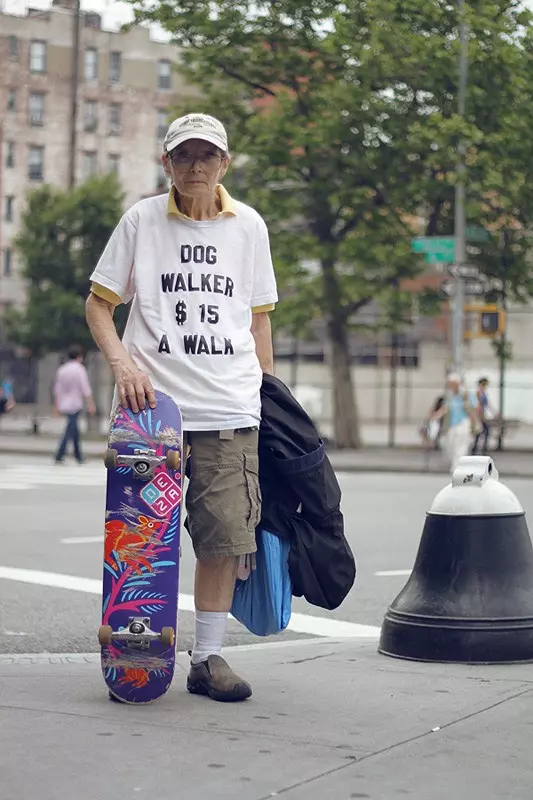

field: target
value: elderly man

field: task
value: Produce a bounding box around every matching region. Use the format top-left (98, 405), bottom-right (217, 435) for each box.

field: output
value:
top-left (86, 113), bottom-right (278, 702)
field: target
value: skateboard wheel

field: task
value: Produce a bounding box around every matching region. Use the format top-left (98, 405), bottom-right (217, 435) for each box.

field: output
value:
top-left (98, 625), bottom-right (113, 646)
top-left (161, 627), bottom-right (175, 648)
top-left (104, 448), bottom-right (118, 469)
top-left (165, 449), bottom-right (180, 471)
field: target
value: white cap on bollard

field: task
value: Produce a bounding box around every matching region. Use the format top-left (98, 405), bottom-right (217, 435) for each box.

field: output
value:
top-left (429, 456), bottom-right (523, 517)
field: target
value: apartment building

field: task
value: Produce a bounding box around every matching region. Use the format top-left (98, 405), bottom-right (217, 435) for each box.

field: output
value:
top-left (0, 0), bottom-right (196, 310)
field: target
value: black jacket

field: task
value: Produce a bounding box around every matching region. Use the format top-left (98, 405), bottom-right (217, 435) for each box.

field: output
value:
top-left (259, 374), bottom-right (356, 610)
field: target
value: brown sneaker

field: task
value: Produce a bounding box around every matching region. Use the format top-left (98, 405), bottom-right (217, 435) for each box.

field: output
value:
top-left (187, 654), bottom-right (252, 702)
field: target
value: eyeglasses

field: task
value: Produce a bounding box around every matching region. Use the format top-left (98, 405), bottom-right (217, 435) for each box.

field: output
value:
top-left (169, 151), bottom-right (224, 168)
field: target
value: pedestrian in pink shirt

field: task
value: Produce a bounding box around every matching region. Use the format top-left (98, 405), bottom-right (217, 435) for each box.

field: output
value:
top-left (53, 345), bottom-right (96, 464)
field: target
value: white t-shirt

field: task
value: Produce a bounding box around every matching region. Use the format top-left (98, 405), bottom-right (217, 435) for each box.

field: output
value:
top-left (90, 192), bottom-right (278, 430)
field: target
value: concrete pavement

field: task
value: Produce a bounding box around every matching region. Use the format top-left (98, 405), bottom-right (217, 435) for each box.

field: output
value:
top-left (2, 638), bottom-right (533, 799)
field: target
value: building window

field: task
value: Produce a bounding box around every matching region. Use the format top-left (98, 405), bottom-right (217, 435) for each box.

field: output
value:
top-left (83, 151), bottom-right (98, 178)
top-left (7, 90), bottom-right (16, 112)
top-left (109, 51), bottom-right (121, 83)
top-left (5, 196), bottom-right (14, 223)
top-left (107, 153), bottom-right (120, 175)
top-left (108, 103), bottom-right (121, 135)
top-left (84, 100), bottom-right (98, 132)
top-left (6, 142), bottom-right (15, 169)
top-left (28, 92), bottom-right (45, 126)
top-left (84, 12), bottom-right (101, 29)
top-left (28, 145), bottom-right (44, 181)
top-left (84, 47), bottom-right (98, 81)
top-left (156, 109), bottom-right (168, 139)
top-left (29, 40), bottom-right (47, 73)
top-left (8, 36), bottom-right (18, 60)
top-left (4, 249), bottom-right (13, 277)
top-left (157, 60), bottom-right (172, 90)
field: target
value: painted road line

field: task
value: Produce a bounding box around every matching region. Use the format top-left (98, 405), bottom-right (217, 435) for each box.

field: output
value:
top-left (374, 569), bottom-right (412, 577)
top-left (61, 536), bottom-right (104, 545)
top-left (0, 566), bottom-right (381, 639)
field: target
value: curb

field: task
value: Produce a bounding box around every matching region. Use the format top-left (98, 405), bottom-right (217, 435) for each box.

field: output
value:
top-left (0, 445), bottom-right (531, 479)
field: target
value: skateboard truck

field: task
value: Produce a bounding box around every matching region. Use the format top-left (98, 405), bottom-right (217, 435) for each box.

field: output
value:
top-left (98, 617), bottom-right (175, 649)
top-left (104, 447), bottom-right (180, 480)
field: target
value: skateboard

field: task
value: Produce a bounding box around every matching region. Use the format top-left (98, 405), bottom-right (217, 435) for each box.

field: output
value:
top-left (98, 390), bottom-right (183, 703)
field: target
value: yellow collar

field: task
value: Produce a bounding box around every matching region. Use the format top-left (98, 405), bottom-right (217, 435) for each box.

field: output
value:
top-left (167, 184), bottom-right (237, 220)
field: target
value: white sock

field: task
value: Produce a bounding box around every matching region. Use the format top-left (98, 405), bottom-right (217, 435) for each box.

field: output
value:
top-left (191, 611), bottom-right (228, 665)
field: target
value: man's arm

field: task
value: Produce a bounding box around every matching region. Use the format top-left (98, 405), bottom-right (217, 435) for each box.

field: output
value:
top-left (251, 311), bottom-right (274, 374)
top-left (85, 293), bottom-right (156, 412)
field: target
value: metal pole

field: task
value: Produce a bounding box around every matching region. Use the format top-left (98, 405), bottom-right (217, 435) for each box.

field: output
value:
top-left (388, 333), bottom-right (398, 448)
top-left (497, 269), bottom-right (508, 451)
top-left (68, 0), bottom-right (81, 189)
top-left (451, 0), bottom-right (468, 374)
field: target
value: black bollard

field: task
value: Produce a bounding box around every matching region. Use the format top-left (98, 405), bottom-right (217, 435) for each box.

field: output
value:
top-left (379, 456), bottom-right (533, 663)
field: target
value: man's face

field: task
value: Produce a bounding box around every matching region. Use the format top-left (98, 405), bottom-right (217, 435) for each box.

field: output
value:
top-left (162, 138), bottom-right (229, 199)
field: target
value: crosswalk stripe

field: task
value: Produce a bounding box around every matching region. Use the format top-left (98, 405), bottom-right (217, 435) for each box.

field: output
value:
top-left (0, 566), bottom-right (381, 639)
top-left (61, 536), bottom-right (104, 544)
top-left (0, 463), bottom-right (106, 489)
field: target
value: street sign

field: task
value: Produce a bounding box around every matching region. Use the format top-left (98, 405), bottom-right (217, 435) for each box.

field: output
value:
top-left (466, 225), bottom-right (491, 243)
top-left (464, 279), bottom-right (486, 296)
top-left (425, 252), bottom-right (455, 265)
top-left (439, 279), bottom-right (456, 299)
top-left (411, 236), bottom-right (455, 264)
top-left (448, 264), bottom-right (480, 279)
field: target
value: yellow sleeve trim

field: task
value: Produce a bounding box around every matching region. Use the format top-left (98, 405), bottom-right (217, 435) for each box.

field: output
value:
top-left (91, 283), bottom-right (123, 306)
top-left (252, 303), bottom-right (275, 314)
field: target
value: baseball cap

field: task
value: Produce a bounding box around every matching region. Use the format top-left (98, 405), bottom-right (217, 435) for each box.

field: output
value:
top-left (164, 113), bottom-right (229, 154)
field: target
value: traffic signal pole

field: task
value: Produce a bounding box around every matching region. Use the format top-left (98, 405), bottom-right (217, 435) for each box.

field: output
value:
top-left (451, 0), bottom-right (468, 375)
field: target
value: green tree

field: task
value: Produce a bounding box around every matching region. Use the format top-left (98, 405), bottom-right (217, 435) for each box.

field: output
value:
top-left (127, 0), bottom-right (533, 447)
top-left (6, 174), bottom-right (125, 356)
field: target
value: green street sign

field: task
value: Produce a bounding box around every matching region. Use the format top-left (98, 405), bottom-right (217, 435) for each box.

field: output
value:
top-left (411, 236), bottom-right (455, 264)
top-left (466, 225), bottom-right (491, 243)
top-left (425, 251), bottom-right (455, 265)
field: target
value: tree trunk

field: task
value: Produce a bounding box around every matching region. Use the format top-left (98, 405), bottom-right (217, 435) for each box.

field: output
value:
top-left (321, 254), bottom-right (362, 449)
top-left (326, 315), bottom-right (362, 449)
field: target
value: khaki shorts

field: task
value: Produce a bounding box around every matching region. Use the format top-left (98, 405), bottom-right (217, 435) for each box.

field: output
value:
top-left (183, 428), bottom-right (261, 559)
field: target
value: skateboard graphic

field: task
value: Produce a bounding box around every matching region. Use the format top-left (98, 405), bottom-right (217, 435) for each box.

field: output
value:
top-left (98, 390), bottom-right (183, 703)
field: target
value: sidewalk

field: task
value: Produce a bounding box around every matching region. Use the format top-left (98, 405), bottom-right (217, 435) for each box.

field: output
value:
top-left (1, 638), bottom-right (532, 799)
top-left (3, 411), bottom-right (533, 449)
top-left (0, 427), bottom-right (531, 477)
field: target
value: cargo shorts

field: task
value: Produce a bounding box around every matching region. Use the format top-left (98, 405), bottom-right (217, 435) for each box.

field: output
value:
top-left (183, 428), bottom-right (261, 560)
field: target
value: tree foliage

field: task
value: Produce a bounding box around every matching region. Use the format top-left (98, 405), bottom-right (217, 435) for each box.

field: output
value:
top-left (127, 0), bottom-right (533, 446)
top-left (6, 174), bottom-right (125, 357)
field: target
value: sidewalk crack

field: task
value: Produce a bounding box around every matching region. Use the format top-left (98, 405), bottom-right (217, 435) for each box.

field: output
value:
top-left (254, 685), bottom-right (533, 799)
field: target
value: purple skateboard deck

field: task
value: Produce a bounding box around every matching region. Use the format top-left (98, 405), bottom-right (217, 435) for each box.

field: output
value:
top-left (99, 390), bottom-right (182, 704)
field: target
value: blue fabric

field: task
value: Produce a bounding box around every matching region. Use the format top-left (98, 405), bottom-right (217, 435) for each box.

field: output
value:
top-left (231, 528), bottom-right (292, 637)
top-left (449, 393), bottom-right (469, 428)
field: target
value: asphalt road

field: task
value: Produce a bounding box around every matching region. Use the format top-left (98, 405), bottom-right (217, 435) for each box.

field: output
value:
top-left (1, 455), bottom-right (531, 656)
